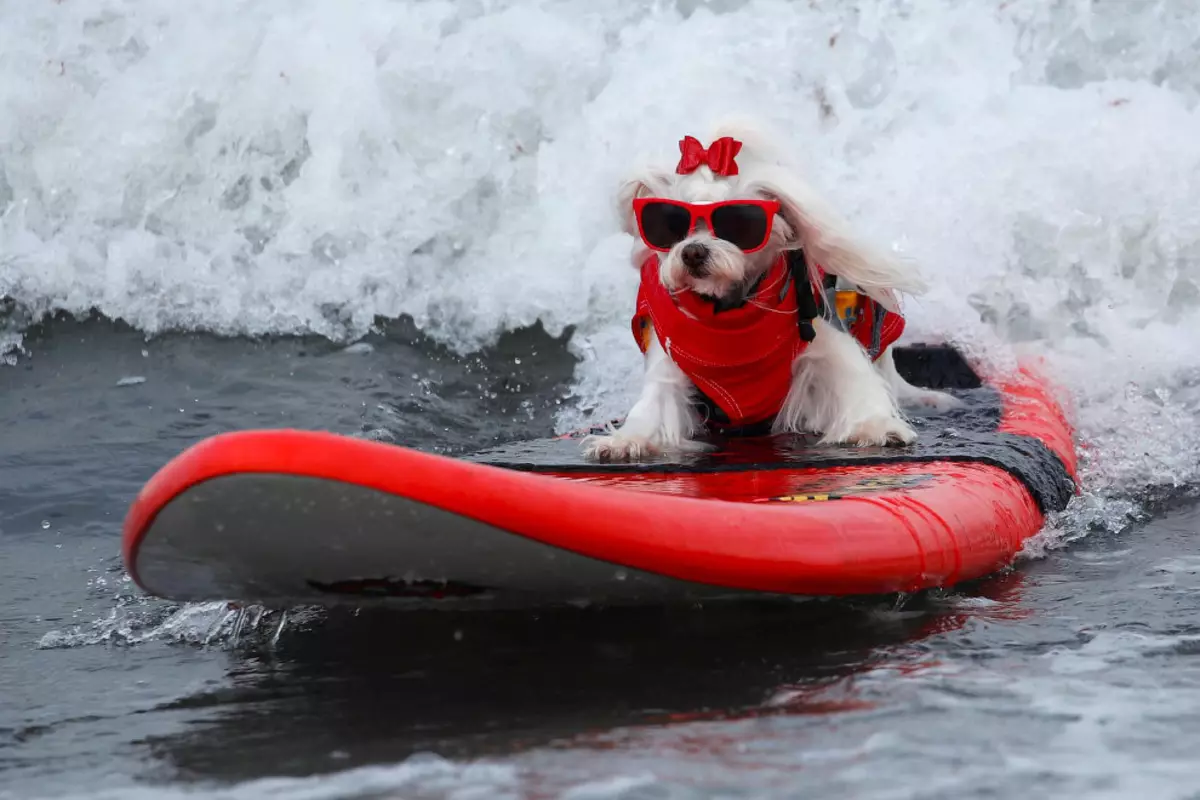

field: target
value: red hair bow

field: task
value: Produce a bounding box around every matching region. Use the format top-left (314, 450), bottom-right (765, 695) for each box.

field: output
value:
top-left (676, 135), bottom-right (742, 177)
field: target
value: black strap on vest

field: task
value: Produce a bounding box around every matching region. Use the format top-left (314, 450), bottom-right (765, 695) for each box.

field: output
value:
top-left (868, 300), bottom-right (887, 357)
top-left (788, 249), bottom-right (845, 339)
top-left (791, 248), bottom-right (889, 347)
top-left (788, 249), bottom-right (820, 342)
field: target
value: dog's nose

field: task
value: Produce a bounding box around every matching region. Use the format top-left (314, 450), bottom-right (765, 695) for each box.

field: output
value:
top-left (681, 243), bottom-right (709, 273)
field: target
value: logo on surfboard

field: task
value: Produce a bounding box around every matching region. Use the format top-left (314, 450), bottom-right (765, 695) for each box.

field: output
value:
top-left (762, 473), bottom-right (935, 503)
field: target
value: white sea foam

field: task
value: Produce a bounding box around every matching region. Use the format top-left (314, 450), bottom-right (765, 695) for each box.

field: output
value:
top-left (4, 0), bottom-right (1200, 536)
top-left (11, 756), bottom-right (523, 800)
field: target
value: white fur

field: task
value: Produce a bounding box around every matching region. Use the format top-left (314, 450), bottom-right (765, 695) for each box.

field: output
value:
top-left (581, 333), bottom-right (711, 461)
top-left (585, 119), bottom-right (959, 460)
top-left (875, 346), bottom-right (964, 413)
top-left (773, 316), bottom-right (917, 446)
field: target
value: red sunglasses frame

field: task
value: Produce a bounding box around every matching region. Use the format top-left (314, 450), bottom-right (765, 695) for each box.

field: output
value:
top-left (632, 197), bottom-right (782, 254)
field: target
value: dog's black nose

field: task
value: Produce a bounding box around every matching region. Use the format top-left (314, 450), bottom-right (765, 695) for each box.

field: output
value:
top-left (681, 243), bottom-right (709, 273)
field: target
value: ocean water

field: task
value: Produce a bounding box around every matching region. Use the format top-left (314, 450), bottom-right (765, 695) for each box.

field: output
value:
top-left (4, 0), bottom-right (1200, 797)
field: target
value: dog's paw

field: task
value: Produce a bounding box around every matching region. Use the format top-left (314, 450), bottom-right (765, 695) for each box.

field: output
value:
top-left (824, 415), bottom-right (918, 447)
top-left (675, 437), bottom-right (715, 454)
top-left (903, 389), bottom-right (964, 413)
top-left (581, 433), bottom-right (658, 462)
top-left (855, 415), bottom-right (918, 447)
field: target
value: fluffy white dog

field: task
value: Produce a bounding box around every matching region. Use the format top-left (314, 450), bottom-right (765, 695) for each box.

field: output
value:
top-left (583, 121), bottom-right (957, 463)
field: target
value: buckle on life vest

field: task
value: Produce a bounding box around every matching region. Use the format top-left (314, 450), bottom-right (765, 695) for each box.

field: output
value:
top-left (831, 285), bottom-right (889, 358)
top-left (817, 269), bottom-right (892, 359)
top-left (833, 290), bottom-right (864, 329)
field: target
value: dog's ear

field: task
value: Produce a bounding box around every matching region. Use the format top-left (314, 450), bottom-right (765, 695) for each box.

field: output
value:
top-left (756, 175), bottom-right (926, 312)
top-left (615, 169), bottom-right (671, 236)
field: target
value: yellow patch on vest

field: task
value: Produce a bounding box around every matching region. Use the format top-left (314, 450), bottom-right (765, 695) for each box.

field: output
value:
top-left (834, 290), bottom-right (863, 328)
top-left (637, 316), bottom-right (654, 353)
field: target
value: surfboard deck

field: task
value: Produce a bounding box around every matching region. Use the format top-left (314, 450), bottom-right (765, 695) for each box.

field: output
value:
top-left (121, 345), bottom-right (1078, 610)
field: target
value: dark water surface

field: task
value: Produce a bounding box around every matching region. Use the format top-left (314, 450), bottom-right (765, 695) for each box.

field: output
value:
top-left (3, 317), bottom-right (1200, 799)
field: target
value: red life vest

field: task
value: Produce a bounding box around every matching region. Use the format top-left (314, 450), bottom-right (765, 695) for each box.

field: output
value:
top-left (631, 253), bottom-right (906, 429)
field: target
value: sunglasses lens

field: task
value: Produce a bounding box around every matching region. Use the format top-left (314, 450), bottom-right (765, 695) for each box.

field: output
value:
top-left (639, 202), bottom-right (692, 249)
top-left (710, 204), bottom-right (771, 250)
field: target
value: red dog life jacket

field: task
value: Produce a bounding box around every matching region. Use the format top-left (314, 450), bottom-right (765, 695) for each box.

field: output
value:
top-left (631, 254), bottom-right (906, 430)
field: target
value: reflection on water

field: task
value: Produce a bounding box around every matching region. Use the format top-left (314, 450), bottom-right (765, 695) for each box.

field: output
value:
top-left (141, 570), bottom-right (1029, 786)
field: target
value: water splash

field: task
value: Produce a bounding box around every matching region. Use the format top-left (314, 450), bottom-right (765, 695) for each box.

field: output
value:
top-left (14, 755), bottom-right (521, 800)
top-left (37, 598), bottom-right (318, 650)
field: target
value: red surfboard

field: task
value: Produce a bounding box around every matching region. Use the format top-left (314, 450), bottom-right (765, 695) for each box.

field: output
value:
top-left (121, 345), bottom-right (1077, 610)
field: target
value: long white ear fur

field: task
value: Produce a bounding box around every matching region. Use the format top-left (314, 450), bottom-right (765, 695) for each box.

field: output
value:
top-left (614, 169), bottom-right (673, 237)
top-left (757, 173), bottom-right (927, 313)
top-left (704, 117), bottom-right (927, 311)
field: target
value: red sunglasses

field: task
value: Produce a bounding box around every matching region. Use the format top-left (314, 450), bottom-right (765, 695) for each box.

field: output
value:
top-left (632, 197), bottom-right (781, 254)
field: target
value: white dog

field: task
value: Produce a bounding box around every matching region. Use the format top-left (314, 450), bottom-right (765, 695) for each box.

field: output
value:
top-left (583, 121), bottom-right (957, 462)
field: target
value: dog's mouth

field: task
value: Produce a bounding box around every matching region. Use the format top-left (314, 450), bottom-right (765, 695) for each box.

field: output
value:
top-left (662, 235), bottom-right (776, 312)
top-left (691, 271), bottom-right (767, 313)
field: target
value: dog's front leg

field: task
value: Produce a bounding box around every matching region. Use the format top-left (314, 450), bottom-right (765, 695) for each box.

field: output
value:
top-left (582, 332), bottom-right (707, 462)
top-left (874, 346), bottom-right (963, 413)
top-left (774, 317), bottom-right (917, 447)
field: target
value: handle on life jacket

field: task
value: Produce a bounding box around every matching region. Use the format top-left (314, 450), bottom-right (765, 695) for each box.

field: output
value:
top-left (788, 249), bottom-right (847, 341)
top-left (788, 249), bottom-right (885, 354)
top-left (788, 250), bottom-right (819, 343)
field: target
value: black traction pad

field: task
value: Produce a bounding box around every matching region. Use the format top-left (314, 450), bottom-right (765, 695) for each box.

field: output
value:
top-left (467, 346), bottom-right (1075, 514)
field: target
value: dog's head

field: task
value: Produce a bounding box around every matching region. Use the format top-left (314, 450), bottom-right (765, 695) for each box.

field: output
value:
top-left (616, 120), bottom-right (926, 311)
top-left (616, 132), bottom-right (795, 303)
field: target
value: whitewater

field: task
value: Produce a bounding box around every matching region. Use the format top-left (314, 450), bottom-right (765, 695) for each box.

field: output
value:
top-left (6, 1), bottom-right (1200, 798)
